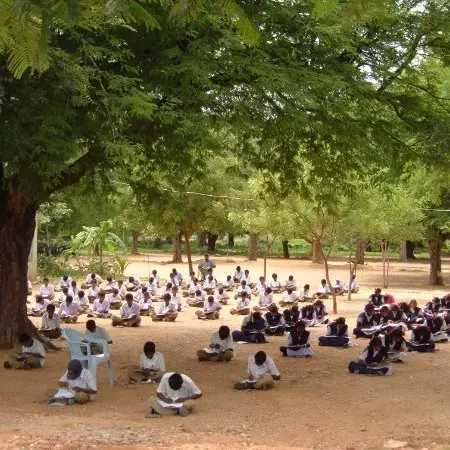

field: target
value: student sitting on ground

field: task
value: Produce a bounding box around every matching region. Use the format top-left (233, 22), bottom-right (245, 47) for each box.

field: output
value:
top-left (4, 333), bottom-right (46, 370)
top-left (151, 270), bottom-right (161, 288)
top-left (390, 304), bottom-right (408, 324)
top-left (230, 292), bottom-right (251, 316)
top-left (407, 300), bottom-right (424, 325)
top-left (202, 275), bottom-right (216, 295)
top-left (40, 278), bottom-right (55, 301)
top-left (233, 351), bottom-right (280, 390)
top-left (138, 291), bottom-right (154, 316)
top-left (264, 305), bottom-right (286, 336)
top-left (30, 295), bottom-right (50, 317)
top-left (379, 305), bottom-right (394, 325)
top-left (186, 289), bottom-right (206, 307)
top-left (70, 280), bottom-right (79, 297)
top-left (186, 278), bottom-right (201, 297)
top-left (216, 287), bottom-right (230, 305)
top-left (108, 288), bottom-right (123, 310)
top-left (195, 295), bottom-right (221, 320)
top-left (332, 277), bottom-right (345, 295)
top-left (40, 304), bottom-right (62, 339)
top-left (145, 277), bottom-right (158, 297)
top-left (197, 326), bottom-right (234, 362)
top-left (103, 276), bottom-right (117, 293)
top-left (299, 284), bottom-right (313, 302)
top-left (424, 297), bottom-right (442, 315)
top-left (84, 319), bottom-right (113, 354)
top-left (59, 275), bottom-right (72, 291)
top-left (258, 287), bottom-right (275, 310)
top-left (82, 273), bottom-right (103, 289)
top-left (232, 311), bottom-right (267, 343)
top-left (147, 372), bottom-right (202, 417)
top-left (269, 273), bottom-right (281, 293)
top-left (318, 317), bottom-right (349, 347)
top-left (133, 286), bottom-right (148, 303)
top-left (87, 281), bottom-right (100, 304)
top-left (279, 288), bottom-right (299, 307)
top-left (75, 290), bottom-right (89, 313)
top-left (369, 288), bottom-right (385, 307)
top-left (57, 287), bottom-right (69, 305)
top-left (348, 337), bottom-right (393, 376)
top-left (59, 295), bottom-right (81, 324)
top-left (299, 304), bottom-right (317, 327)
top-left (49, 359), bottom-right (97, 405)
top-left (151, 294), bottom-right (178, 322)
top-left (408, 326), bottom-right (435, 352)
top-left (167, 272), bottom-right (179, 289)
top-left (353, 304), bottom-right (381, 338)
top-left (426, 315), bottom-right (448, 342)
top-left (235, 280), bottom-right (252, 300)
top-left (284, 275), bottom-right (297, 292)
top-left (170, 286), bottom-right (183, 311)
top-left (112, 293), bottom-right (141, 327)
top-left (253, 276), bottom-right (267, 296)
top-left (88, 291), bottom-right (111, 318)
top-left (283, 304), bottom-right (300, 329)
top-left (384, 329), bottom-right (407, 362)
top-left (313, 299), bottom-right (328, 325)
top-left (221, 275), bottom-right (234, 291)
top-left (346, 274), bottom-right (359, 293)
top-left (315, 279), bottom-right (330, 299)
top-left (233, 266), bottom-right (244, 283)
top-left (280, 320), bottom-right (314, 357)
top-left (242, 270), bottom-right (255, 289)
top-left (125, 276), bottom-right (141, 291)
top-left (129, 341), bottom-right (165, 383)
top-left (172, 268), bottom-right (183, 286)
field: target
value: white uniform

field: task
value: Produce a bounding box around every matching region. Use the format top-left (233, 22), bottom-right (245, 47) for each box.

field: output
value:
top-left (120, 302), bottom-right (141, 318)
top-left (140, 352), bottom-right (165, 371)
top-left (40, 284), bottom-right (55, 298)
top-left (59, 368), bottom-right (97, 398)
top-left (41, 313), bottom-right (61, 330)
top-left (93, 299), bottom-right (110, 314)
top-left (247, 355), bottom-right (279, 381)
top-left (85, 326), bottom-right (112, 343)
top-left (157, 372), bottom-right (201, 402)
top-left (22, 339), bottom-right (46, 367)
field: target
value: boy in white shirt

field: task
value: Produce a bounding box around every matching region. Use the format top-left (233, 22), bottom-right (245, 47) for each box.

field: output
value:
top-left (332, 277), bottom-right (345, 295)
top-left (145, 277), bottom-right (158, 296)
top-left (233, 266), bottom-right (244, 283)
top-left (315, 279), bottom-right (331, 299)
top-left (167, 272), bottom-right (179, 288)
top-left (88, 291), bottom-right (111, 318)
top-left (284, 275), bottom-right (297, 292)
top-left (129, 341), bottom-right (165, 383)
top-left (170, 286), bottom-right (183, 311)
top-left (258, 287), bottom-right (275, 310)
top-left (134, 286), bottom-right (148, 303)
top-left (172, 268), bottom-right (183, 284)
top-left (195, 296), bottom-right (222, 320)
top-left (112, 294), bottom-right (141, 327)
top-left (242, 270), bottom-right (255, 288)
top-left (279, 288), bottom-right (299, 307)
top-left (186, 289), bottom-right (206, 307)
top-left (252, 276), bottom-right (267, 296)
top-left (84, 319), bottom-right (112, 354)
top-left (108, 288), bottom-right (123, 310)
top-left (60, 295), bottom-right (81, 323)
top-left (151, 270), bottom-right (161, 288)
top-left (27, 280), bottom-right (32, 296)
top-left (235, 280), bottom-right (252, 300)
top-left (40, 278), bottom-right (55, 300)
top-left (104, 276), bottom-right (117, 293)
top-left (221, 275), bottom-right (234, 291)
top-left (4, 333), bottom-right (46, 370)
top-left (202, 275), bottom-right (216, 295)
top-left (126, 276), bottom-right (142, 291)
top-left (187, 278), bottom-right (201, 297)
top-left (57, 287), bottom-right (69, 304)
top-left (75, 290), bottom-right (89, 313)
top-left (269, 273), bottom-right (281, 293)
top-left (29, 295), bottom-right (50, 317)
top-left (40, 304), bottom-right (62, 339)
top-left (216, 287), bottom-right (230, 305)
top-left (87, 281), bottom-right (100, 304)
top-left (152, 294), bottom-right (178, 322)
top-left (299, 284), bottom-right (313, 302)
top-left (117, 279), bottom-right (127, 299)
top-left (139, 291), bottom-right (154, 316)
top-left (147, 372), bottom-right (202, 417)
top-left (234, 351), bottom-right (280, 390)
top-left (230, 292), bottom-right (251, 315)
top-left (82, 273), bottom-right (102, 289)
top-left (58, 275), bottom-right (72, 291)
top-left (49, 359), bottom-right (97, 405)
top-left (197, 326), bottom-right (234, 362)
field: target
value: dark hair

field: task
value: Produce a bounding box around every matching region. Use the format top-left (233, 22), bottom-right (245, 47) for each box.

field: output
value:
top-left (218, 288), bottom-right (224, 294)
top-left (107, 276), bottom-right (113, 282)
top-left (304, 284), bottom-right (310, 289)
top-left (218, 325), bottom-right (230, 339)
top-left (66, 295), bottom-right (73, 302)
top-left (125, 293), bottom-right (134, 301)
top-left (144, 341), bottom-right (155, 354)
top-left (163, 293), bottom-right (171, 301)
top-left (91, 273), bottom-right (96, 278)
top-left (18, 333), bottom-right (31, 344)
top-left (168, 372), bottom-right (183, 390)
top-left (98, 291), bottom-right (105, 298)
top-left (86, 319), bottom-right (96, 330)
top-left (369, 337), bottom-right (383, 348)
top-left (128, 276), bottom-right (134, 282)
top-left (78, 290), bottom-right (85, 297)
top-left (288, 275), bottom-right (293, 280)
top-left (254, 351), bottom-right (267, 366)
top-left (336, 317), bottom-right (346, 325)
top-left (266, 287), bottom-right (272, 293)
top-left (321, 279), bottom-right (326, 284)
top-left (63, 275), bottom-right (68, 281)
top-left (252, 311), bottom-right (262, 320)
top-left (208, 295), bottom-right (214, 302)
top-left (47, 303), bottom-right (55, 312)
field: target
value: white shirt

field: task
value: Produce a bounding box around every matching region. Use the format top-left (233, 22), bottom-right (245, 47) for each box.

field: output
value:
top-left (59, 368), bottom-right (97, 392)
top-left (41, 312), bottom-right (61, 330)
top-left (104, 281), bottom-right (117, 291)
top-left (282, 292), bottom-right (298, 303)
top-left (133, 289), bottom-right (146, 302)
top-left (247, 355), bottom-right (279, 380)
top-left (254, 282), bottom-right (266, 294)
top-left (120, 302), bottom-right (141, 318)
top-left (237, 285), bottom-right (252, 296)
top-left (140, 352), bottom-right (165, 371)
top-left (222, 278), bottom-right (233, 288)
top-left (259, 293), bottom-right (275, 307)
top-left (157, 372), bottom-right (201, 401)
top-left (158, 303), bottom-right (177, 315)
top-left (216, 292), bottom-right (230, 302)
top-left (317, 284), bottom-right (331, 294)
top-left (32, 298), bottom-right (50, 312)
top-left (87, 286), bottom-right (100, 298)
top-left (40, 284), bottom-right (54, 297)
top-left (59, 277), bottom-right (73, 287)
top-left (204, 301), bottom-right (221, 313)
top-left (145, 281), bottom-right (157, 294)
top-left (59, 302), bottom-right (81, 317)
top-left (351, 279), bottom-right (359, 289)
top-left (85, 274), bottom-right (102, 284)
top-left (269, 279), bottom-right (281, 290)
top-left (93, 299), bottom-right (110, 314)
top-left (194, 291), bottom-right (207, 302)
top-left (234, 270), bottom-right (244, 280)
top-left (167, 277), bottom-right (179, 287)
top-left (108, 293), bottom-right (122, 304)
top-left (236, 298), bottom-right (250, 310)
top-left (285, 278), bottom-right (296, 289)
top-left (118, 285), bottom-right (127, 297)
top-left (203, 279), bottom-right (216, 289)
top-left (152, 274), bottom-right (161, 287)
top-left (22, 339), bottom-right (46, 367)
top-left (139, 297), bottom-right (153, 310)
top-left (170, 295), bottom-right (182, 309)
top-left (210, 331), bottom-right (234, 352)
top-left (57, 292), bottom-right (68, 304)
top-left (75, 295), bottom-right (88, 307)
top-left (129, 276), bottom-right (141, 286)
top-left (85, 326), bottom-right (112, 343)
top-left (242, 276), bottom-right (252, 285)
top-left (27, 280), bottom-right (32, 290)
top-left (188, 283), bottom-right (201, 294)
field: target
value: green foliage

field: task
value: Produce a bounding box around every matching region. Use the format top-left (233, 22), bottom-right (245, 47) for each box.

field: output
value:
top-left (112, 254), bottom-right (131, 277)
top-left (37, 253), bottom-right (72, 280)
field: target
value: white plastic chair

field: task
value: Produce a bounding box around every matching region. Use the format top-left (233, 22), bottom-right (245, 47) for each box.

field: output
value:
top-left (61, 328), bottom-right (114, 386)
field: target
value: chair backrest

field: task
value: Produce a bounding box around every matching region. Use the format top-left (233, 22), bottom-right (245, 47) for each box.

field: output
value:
top-left (61, 328), bottom-right (87, 359)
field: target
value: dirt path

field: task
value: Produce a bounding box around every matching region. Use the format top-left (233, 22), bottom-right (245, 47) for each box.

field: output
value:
top-left (1, 255), bottom-right (449, 449)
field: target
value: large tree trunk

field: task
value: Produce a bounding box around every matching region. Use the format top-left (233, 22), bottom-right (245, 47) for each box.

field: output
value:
top-left (400, 241), bottom-right (416, 261)
top-left (228, 233), bottom-right (234, 247)
top-left (198, 232), bottom-right (207, 247)
top-left (355, 239), bottom-right (366, 264)
top-left (0, 188), bottom-right (38, 348)
top-left (131, 230), bottom-right (140, 255)
top-left (172, 231), bottom-right (183, 263)
top-left (182, 227), bottom-right (194, 275)
top-left (282, 240), bottom-right (290, 259)
top-left (207, 232), bottom-right (218, 253)
top-left (248, 233), bottom-right (259, 261)
top-left (312, 238), bottom-right (323, 264)
top-left (429, 239), bottom-right (444, 285)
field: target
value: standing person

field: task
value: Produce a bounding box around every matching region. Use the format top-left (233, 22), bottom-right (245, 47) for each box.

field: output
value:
top-left (40, 278), bottom-right (55, 301)
top-left (4, 333), bottom-right (46, 370)
top-left (197, 326), bottom-right (234, 362)
top-left (232, 311), bottom-right (267, 343)
top-left (128, 342), bottom-right (165, 383)
top-left (318, 317), bottom-right (349, 347)
top-left (111, 293), bottom-right (141, 327)
top-left (59, 295), bottom-right (81, 324)
top-left (147, 372), bottom-right (202, 417)
top-left (195, 296), bottom-right (222, 320)
top-left (348, 337), bottom-right (392, 375)
top-left (49, 360), bottom-right (97, 405)
top-left (198, 254), bottom-right (216, 281)
top-left (230, 292), bottom-right (251, 316)
top-left (280, 321), bottom-right (314, 357)
top-left (40, 304), bottom-right (62, 339)
top-left (234, 351), bottom-right (281, 390)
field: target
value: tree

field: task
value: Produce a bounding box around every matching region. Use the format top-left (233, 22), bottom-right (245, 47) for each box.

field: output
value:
top-left (71, 220), bottom-right (126, 263)
top-left (37, 200), bottom-right (72, 250)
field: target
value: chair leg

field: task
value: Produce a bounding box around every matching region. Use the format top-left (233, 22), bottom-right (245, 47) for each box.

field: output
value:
top-left (88, 357), bottom-right (98, 378)
top-left (108, 360), bottom-right (114, 386)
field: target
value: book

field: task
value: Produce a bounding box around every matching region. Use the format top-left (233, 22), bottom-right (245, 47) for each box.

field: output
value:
top-left (158, 399), bottom-right (184, 409)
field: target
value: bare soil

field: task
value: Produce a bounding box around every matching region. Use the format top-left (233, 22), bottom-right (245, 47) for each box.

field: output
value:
top-left (1, 254), bottom-right (449, 450)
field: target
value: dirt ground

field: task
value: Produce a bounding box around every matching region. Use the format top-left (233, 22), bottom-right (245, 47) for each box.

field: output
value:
top-left (1, 254), bottom-right (450, 450)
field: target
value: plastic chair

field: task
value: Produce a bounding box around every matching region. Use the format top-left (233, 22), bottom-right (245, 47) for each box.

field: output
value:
top-left (61, 328), bottom-right (114, 386)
